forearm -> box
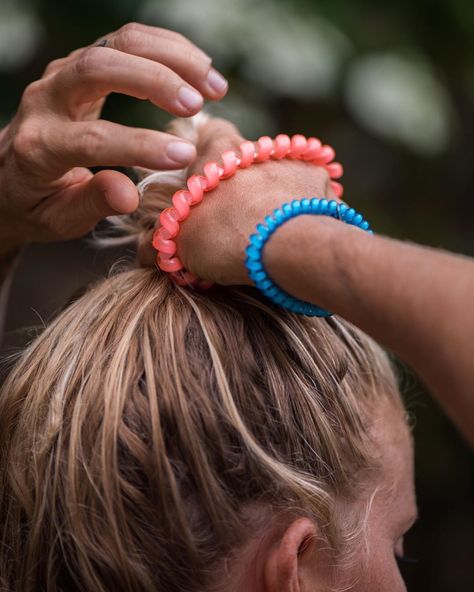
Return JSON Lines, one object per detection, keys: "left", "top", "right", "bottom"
{"left": 264, "top": 216, "right": 474, "bottom": 444}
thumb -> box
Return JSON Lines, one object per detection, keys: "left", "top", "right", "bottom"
{"left": 79, "top": 169, "right": 139, "bottom": 217}
{"left": 57, "top": 169, "right": 139, "bottom": 237}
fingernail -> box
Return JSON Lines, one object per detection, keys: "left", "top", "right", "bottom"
{"left": 206, "top": 68, "right": 228, "bottom": 95}
{"left": 166, "top": 141, "right": 196, "bottom": 164}
{"left": 177, "top": 86, "right": 203, "bottom": 113}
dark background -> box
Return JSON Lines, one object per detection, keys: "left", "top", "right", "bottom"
{"left": 1, "top": 0, "right": 473, "bottom": 589}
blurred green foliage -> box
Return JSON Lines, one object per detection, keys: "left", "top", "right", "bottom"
{"left": 0, "top": 1, "right": 473, "bottom": 590}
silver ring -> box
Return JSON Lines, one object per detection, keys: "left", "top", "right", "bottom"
{"left": 96, "top": 39, "right": 109, "bottom": 47}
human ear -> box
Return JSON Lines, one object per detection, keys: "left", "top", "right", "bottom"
{"left": 263, "top": 517, "right": 320, "bottom": 592}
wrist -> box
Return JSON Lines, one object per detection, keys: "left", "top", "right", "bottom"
{"left": 261, "top": 214, "right": 341, "bottom": 300}
{"left": 245, "top": 198, "right": 373, "bottom": 316}
{"left": 234, "top": 164, "right": 334, "bottom": 285}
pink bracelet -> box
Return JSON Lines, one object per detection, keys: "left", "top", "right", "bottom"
{"left": 152, "top": 134, "right": 344, "bottom": 288}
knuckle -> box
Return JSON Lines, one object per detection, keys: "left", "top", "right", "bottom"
{"left": 21, "top": 81, "right": 44, "bottom": 106}
{"left": 183, "top": 49, "right": 207, "bottom": 76}
{"left": 136, "top": 132, "right": 155, "bottom": 158}
{"left": 153, "top": 64, "right": 171, "bottom": 88}
{"left": 67, "top": 47, "right": 84, "bottom": 60}
{"left": 79, "top": 122, "right": 107, "bottom": 157}
{"left": 75, "top": 47, "right": 102, "bottom": 76}
{"left": 42, "top": 58, "right": 63, "bottom": 77}
{"left": 115, "top": 27, "right": 141, "bottom": 51}
{"left": 155, "top": 26, "right": 189, "bottom": 46}
{"left": 12, "top": 122, "right": 42, "bottom": 162}
{"left": 169, "top": 30, "right": 187, "bottom": 44}
{"left": 119, "top": 22, "right": 141, "bottom": 35}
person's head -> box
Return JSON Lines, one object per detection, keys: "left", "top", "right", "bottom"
{"left": 0, "top": 117, "right": 416, "bottom": 592}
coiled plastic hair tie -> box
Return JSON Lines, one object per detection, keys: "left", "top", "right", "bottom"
{"left": 152, "top": 134, "right": 344, "bottom": 288}
{"left": 245, "top": 198, "right": 373, "bottom": 317}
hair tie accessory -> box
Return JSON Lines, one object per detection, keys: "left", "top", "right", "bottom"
{"left": 245, "top": 198, "right": 373, "bottom": 316}
{"left": 152, "top": 134, "right": 344, "bottom": 288}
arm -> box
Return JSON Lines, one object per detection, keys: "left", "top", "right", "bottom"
{"left": 171, "top": 118, "right": 474, "bottom": 445}
{"left": 263, "top": 216, "right": 474, "bottom": 445}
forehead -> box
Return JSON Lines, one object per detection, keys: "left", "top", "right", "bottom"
{"left": 370, "top": 399, "right": 417, "bottom": 524}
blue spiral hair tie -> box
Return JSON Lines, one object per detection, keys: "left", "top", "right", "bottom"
{"left": 245, "top": 198, "right": 373, "bottom": 317}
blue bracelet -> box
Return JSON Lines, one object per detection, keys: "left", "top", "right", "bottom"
{"left": 245, "top": 198, "right": 373, "bottom": 317}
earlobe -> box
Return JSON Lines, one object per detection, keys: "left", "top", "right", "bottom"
{"left": 263, "top": 517, "right": 318, "bottom": 592}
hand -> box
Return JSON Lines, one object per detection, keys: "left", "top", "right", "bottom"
{"left": 172, "top": 118, "right": 337, "bottom": 286}
{"left": 0, "top": 23, "right": 228, "bottom": 256}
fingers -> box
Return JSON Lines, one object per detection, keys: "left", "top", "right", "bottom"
{"left": 46, "top": 23, "right": 227, "bottom": 119}
{"left": 78, "top": 169, "right": 139, "bottom": 217}
{"left": 48, "top": 47, "right": 203, "bottom": 117}
{"left": 42, "top": 23, "right": 215, "bottom": 84}
{"left": 41, "top": 120, "right": 197, "bottom": 177}
{"left": 106, "top": 28, "right": 227, "bottom": 100}
{"left": 30, "top": 170, "right": 138, "bottom": 242}
{"left": 93, "top": 22, "right": 211, "bottom": 62}
{"left": 188, "top": 117, "right": 245, "bottom": 174}
{"left": 41, "top": 48, "right": 85, "bottom": 79}
{"left": 57, "top": 170, "right": 138, "bottom": 238}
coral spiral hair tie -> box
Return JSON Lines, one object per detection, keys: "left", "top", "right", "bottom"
{"left": 152, "top": 134, "right": 344, "bottom": 288}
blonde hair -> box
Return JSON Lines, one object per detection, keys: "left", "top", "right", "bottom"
{"left": 0, "top": 117, "right": 401, "bottom": 592}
